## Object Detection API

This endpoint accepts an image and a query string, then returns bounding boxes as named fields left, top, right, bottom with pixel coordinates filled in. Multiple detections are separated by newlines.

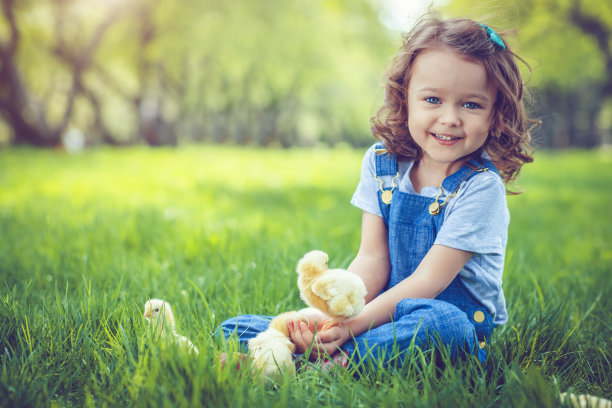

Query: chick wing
left=311, top=269, right=366, bottom=319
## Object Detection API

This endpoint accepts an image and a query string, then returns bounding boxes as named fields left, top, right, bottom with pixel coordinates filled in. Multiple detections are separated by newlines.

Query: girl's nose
left=439, top=106, right=461, bottom=127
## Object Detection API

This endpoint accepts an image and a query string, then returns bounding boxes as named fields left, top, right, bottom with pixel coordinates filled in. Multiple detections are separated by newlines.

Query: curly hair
left=371, top=14, right=535, bottom=189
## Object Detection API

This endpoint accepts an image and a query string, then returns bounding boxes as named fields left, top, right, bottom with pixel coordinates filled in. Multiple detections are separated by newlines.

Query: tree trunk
left=0, top=0, right=60, bottom=146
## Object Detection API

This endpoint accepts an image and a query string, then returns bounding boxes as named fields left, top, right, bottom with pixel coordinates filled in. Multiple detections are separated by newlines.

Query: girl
left=220, top=14, right=534, bottom=369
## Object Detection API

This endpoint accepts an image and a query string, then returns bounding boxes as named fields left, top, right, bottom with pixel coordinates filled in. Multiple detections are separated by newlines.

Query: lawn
left=0, top=146, right=610, bottom=407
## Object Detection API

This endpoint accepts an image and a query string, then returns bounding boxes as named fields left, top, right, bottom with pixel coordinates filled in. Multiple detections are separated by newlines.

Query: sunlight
left=379, top=0, right=448, bottom=30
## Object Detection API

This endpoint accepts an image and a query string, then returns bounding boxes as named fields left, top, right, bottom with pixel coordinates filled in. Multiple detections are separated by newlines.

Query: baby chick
left=297, top=250, right=367, bottom=329
left=143, top=299, right=199, bottom=355
left=248, top=311, right=307, bottom=382
left=560, top=392, right=612, bottom=408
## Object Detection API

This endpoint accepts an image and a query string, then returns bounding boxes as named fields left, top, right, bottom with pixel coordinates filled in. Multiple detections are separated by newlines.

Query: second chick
left=296, top=250, right=367, bottom=328
left=143, top=298, right=199, bottom=355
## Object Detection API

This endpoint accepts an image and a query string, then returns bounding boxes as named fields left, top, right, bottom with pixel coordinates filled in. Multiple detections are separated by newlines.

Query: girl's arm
left=289, top=211, right=472, bottom=358
left=288, top=211, right=389, bottom=353
left=346, top=211, right=392, bottom=303
left=343, top=241, right=472, bottom=337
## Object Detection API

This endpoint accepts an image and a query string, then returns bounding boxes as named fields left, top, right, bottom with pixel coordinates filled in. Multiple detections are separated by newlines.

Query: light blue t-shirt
left=351, top=146, right=509, bottom=325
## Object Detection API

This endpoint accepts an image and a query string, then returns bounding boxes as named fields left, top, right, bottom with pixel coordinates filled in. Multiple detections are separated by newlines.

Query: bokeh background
left=1, top=0, right=610, bottom=151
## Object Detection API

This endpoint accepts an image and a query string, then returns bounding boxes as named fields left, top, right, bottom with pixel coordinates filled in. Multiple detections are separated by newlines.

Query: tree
left=0, top=0, right=131, bottom=146
left=0, top=0, right=394, bottom=148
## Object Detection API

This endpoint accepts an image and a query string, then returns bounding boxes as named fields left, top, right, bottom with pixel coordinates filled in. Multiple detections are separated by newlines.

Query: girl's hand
left=287, top=320, right=351, bottom=360
left=297, top=307, right=328, bottom=332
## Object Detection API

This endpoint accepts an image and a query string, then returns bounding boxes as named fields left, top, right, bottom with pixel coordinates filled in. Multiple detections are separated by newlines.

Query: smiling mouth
left=432, top=132, right=461, bottom=141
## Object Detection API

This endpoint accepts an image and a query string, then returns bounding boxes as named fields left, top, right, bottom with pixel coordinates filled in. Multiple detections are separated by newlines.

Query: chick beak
left=143, top=310, right=150, bottom=318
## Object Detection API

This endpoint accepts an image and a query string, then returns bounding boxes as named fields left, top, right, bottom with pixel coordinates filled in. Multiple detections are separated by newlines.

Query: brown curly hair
left=371, top=14, right=535, bottom=189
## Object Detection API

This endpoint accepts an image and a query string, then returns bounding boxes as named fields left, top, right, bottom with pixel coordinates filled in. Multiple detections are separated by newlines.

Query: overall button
left=479, top=341, right=486, bottom=349
left=473, top=310, right=485, bottom=323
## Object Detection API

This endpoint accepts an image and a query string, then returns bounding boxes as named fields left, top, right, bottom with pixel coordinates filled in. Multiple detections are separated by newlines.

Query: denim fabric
left=218, top=314, right=273, bottom=352
left=219, top=144, right=498, bottom=367
left=341, top=298, right=487, bottom=365
left=353, top=145, right=509, bottom=324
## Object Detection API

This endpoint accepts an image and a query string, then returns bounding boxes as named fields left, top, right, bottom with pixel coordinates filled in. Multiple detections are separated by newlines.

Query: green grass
left=0, top=146, right=610, bottom=407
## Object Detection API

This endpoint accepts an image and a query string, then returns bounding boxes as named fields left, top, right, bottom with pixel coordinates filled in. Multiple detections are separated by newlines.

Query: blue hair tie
left=479, top=24, right=505, bottom=50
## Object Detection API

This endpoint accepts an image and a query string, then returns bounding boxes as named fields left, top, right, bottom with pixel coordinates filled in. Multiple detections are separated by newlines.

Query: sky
left=379, top=0, right=448, bottom=31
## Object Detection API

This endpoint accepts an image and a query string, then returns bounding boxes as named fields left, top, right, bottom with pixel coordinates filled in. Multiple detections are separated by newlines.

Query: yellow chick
left=560, top=393, right=612, bottom=408
left=143, top=299, right=199, bottom=355
left=247, top=311, right=307, bottom=382
left=296, top=250, right=367, bottom=329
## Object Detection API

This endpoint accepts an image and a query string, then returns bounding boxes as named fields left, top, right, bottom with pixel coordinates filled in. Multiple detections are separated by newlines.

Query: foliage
left=2, top=0, right=611, bottom=148
left=0, top=146, right=611, bottom=406
left=0, top=0, right=394, bottom=148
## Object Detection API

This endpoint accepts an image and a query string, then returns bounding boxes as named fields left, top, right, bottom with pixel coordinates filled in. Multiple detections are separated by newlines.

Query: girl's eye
left=425, top=97, right=441, bottom=104
left=463, top=102, right=481, bottom=110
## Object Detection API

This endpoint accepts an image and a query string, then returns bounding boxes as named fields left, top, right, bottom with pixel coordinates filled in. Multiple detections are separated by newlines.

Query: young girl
left=220, top=14, right=534, bottom=369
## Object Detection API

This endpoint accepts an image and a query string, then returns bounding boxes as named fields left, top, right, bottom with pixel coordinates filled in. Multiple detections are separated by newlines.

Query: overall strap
left=441, top=158, right=499, bottom=192
left=373, top=143, right=397, bottom=224
left=373, top=143, right=397, bottom=177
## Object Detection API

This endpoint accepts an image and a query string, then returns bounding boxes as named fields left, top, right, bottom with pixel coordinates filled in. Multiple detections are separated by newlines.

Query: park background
left=1, top=0, right=611, bottom=407
left=1, top=0, right=611, bottom=149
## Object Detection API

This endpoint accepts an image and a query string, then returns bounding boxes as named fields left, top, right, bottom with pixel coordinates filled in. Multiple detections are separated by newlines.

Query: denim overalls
left=220, top=145, right=497, bottom=366
left=338, top=145, right=496, bottom=365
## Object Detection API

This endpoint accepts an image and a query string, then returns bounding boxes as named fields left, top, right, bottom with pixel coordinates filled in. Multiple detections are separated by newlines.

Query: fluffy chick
left=297, top=250, right=366, bottom=329
left=143, top=299, right=199, bottom=355
left=247, top=311, right=307, bottom=382
left=560, top=393, right=612, bottom=408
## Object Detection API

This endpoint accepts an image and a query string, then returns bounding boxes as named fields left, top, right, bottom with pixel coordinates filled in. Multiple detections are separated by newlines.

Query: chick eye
left=154, top=308, right=159, bottom=312
left=463, top=102, right=481, bottom=110
left=425, top=97, right=441, bottom=104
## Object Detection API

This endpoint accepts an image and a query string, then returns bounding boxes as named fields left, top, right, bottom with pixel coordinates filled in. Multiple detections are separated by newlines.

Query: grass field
left=0, top=146, right=610, bottom=407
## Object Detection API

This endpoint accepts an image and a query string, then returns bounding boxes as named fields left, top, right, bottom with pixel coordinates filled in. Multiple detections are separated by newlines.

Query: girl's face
left=407, top=47, right=496, bottom=174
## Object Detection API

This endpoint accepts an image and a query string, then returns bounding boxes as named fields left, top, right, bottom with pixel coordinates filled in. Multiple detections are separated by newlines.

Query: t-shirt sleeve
left=435, top=173, right=509, bottom=255
left=350, top=146, right=383, bottom=217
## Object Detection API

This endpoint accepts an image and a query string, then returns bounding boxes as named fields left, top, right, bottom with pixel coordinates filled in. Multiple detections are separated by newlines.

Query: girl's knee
left=218, top=314, right=272, bottom=341
left=218, top=316, right=242, bottom=339
left=394, top=298, right=477, bottom=347
left=394, top=298, right=438, bottom=317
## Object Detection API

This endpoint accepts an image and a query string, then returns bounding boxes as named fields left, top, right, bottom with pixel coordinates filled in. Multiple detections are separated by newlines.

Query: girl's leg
left=218, top=314, right=272, bottom=351
left=341, top=298, right=485, bottom=368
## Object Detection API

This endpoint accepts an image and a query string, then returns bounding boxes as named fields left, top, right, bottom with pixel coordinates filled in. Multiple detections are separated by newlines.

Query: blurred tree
left=0, top=0, right=131, bottom=146
left=0, top=0, right=393, bottom=148
left=445, top=0, right=612, bottom=148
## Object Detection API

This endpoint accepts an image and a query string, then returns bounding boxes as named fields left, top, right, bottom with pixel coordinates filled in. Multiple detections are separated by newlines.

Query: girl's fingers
left=289, top=321, right=344, bottom=360
left=299, top=322, right=324, bottom=360
left=289, top=320, right=317, bottom=356
left=299, top=322, right=315, bottom=344
left=308, top=320, right=321, bottom=332
left=287, top=321, right=306, bottom=353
